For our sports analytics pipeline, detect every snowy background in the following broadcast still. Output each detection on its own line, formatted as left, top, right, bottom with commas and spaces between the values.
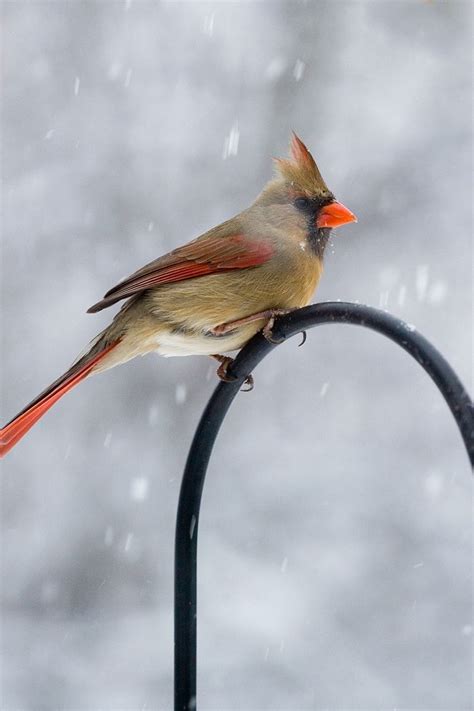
1, 2, 472, 710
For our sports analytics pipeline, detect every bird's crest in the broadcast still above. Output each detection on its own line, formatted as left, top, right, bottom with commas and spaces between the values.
275, 133, 330, 196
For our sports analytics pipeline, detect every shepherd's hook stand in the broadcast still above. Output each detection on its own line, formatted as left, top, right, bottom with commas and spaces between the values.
174, 301, 473, 711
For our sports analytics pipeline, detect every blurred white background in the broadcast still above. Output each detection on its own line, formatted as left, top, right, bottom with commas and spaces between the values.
1, 2, 472, 709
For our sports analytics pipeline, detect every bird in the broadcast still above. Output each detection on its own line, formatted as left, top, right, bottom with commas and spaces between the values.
0, 133, 356, 457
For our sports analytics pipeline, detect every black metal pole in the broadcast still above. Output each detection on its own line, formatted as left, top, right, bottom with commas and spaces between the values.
174, 302, 473, 711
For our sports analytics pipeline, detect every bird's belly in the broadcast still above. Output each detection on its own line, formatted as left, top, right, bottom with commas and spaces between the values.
154, 323, 262, 357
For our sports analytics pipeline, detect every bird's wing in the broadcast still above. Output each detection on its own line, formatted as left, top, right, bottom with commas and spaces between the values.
87, 233, 274, 313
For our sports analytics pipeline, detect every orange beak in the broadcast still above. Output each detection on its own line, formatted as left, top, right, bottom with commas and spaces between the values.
316, 201, 357, 229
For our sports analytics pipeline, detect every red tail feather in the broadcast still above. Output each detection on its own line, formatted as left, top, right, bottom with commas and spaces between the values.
0, 341, 119, 458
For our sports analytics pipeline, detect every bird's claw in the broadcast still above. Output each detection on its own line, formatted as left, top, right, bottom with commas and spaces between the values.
240, 374, 254, 392
213, 355, 254, 392
298, 330, 307, 347
262, 317, 285, 344
215, 356, 238, 382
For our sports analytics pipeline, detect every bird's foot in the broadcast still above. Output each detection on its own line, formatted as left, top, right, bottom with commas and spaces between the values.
212, 354, 236, 381
211, 355, 254, 392
261, 309, 294, 344
212, 308, 293, 344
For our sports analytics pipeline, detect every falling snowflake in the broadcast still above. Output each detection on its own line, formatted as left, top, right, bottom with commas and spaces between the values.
223, 122, 240, 159
293, 59, 305, 81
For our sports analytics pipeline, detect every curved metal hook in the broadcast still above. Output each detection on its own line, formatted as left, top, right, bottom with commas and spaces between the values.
174, 302, 473, 711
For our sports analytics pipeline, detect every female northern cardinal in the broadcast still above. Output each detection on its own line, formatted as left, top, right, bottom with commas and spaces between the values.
0, 134, 356, 457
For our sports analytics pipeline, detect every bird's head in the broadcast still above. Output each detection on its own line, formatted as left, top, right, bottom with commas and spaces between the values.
255, 133, 357, 257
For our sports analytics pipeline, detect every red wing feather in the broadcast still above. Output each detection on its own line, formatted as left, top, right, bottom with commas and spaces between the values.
88, 234, 274, 313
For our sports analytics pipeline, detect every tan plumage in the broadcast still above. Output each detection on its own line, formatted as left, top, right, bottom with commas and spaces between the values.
0, 134, 356, 456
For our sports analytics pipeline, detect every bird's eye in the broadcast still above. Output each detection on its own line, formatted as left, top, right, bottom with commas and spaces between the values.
294, 196, 311, 211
